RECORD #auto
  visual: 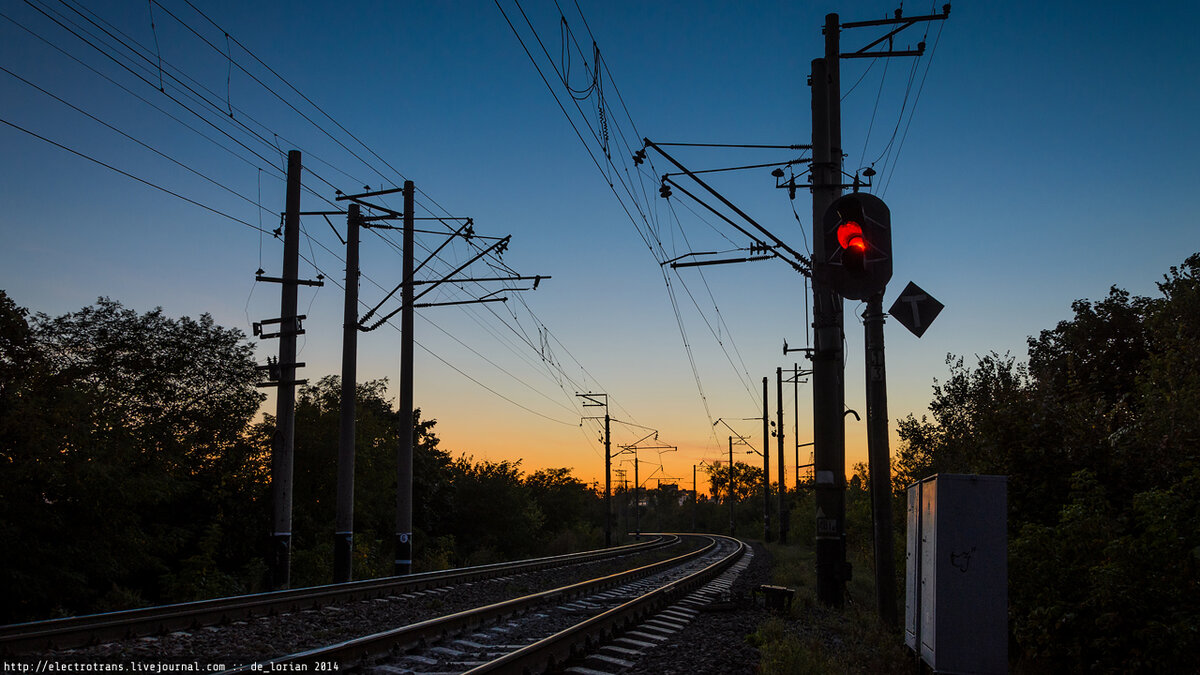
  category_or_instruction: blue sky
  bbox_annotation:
[2,0,1198,489]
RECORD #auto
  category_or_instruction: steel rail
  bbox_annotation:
[219,534,727,671]
[466,534,745,673]
[0,536,675,655]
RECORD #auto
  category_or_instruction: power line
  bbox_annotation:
[0,65,271,218]
[22,0,293,185]
[12,1,627,448]
[666,210,757,399]
[0,9,268,176]
[158,0,509,250]
[58,1,523,294]
[153,0,477,230]
[0,115,268,234]
[150,0,409,195]
[858,55,892,171]
[501,0,773,434]
[172,0,444,212]
[868,48,923,172]
[881,19,946,196]
[42,0,355,211]
[421,314,582,419]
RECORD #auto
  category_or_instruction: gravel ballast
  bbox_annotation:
[604,540,772,675]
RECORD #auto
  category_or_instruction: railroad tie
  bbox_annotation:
[614,635,658,649]
[565,666,620,675]
[429,645,464,657]
[452,638,489,649]
[585,652,637,669]
[659,608,696,622]
[370,665,414,674]
[398,654,439,665]
[642,618,686,633]
[625,629,669,642]
[600,644,644,659]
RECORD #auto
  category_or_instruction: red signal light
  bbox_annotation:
[837,220,866,252]
[821,193,891,300]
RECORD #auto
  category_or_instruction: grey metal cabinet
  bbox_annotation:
[905,474,1007,674]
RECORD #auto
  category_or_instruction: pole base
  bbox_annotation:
[334,533,353,583]
[394,533,412,576]
[270,534,291,590]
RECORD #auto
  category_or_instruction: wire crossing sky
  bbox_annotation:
[2,0,1198,488]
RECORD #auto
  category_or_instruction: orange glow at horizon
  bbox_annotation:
[431,417,875,496]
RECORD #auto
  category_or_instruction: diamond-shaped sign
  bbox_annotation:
[888,281,944,338]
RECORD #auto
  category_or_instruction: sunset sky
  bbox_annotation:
[3,0,1198,493]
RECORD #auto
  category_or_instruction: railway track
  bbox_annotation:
[0,535,678,657]
[224,533,746,674]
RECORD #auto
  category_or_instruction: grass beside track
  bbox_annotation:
[749,543,911,674]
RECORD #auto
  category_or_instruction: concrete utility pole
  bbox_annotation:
[783,363,812,492]
[270,149,303,590]
[728,436,735,536]
[692,464,698,532]
[762,376,771,542]
[811,14,849,607]
[795,364,800,492]
[620,473,628,537]
[577,393,612,546]
[777,367,788,544]
[865,292,898,626]
[331,182,544,577]
[396,180,415,576]
[813,1,949,615]
[633,450,640,539]
[256,151,322,590]
[605,412,612,544]
[334,205,362,583]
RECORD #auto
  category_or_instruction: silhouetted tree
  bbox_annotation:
[0,296,266,621]
[704,460,764,502]
[893,254,1200,671]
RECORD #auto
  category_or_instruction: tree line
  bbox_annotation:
[0,293,606,623]
[0,284,777,624]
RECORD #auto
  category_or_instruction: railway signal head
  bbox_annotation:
[820,192,892,300]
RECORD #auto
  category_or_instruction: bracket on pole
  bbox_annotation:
[577,392,608,408]
[256,274,325,287]
[839,5,951,59]
[256,378,309,389]
[646,140,813,277]
[254,315,308,339]
[783,339,815,357]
